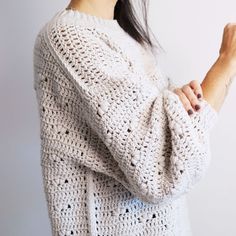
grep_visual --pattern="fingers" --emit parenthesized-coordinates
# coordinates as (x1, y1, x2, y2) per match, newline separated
(173, 80, 203, 116)
(182, 84, 201, 111)
(189, 80, 203, 99)
(173, 88, 195, 115)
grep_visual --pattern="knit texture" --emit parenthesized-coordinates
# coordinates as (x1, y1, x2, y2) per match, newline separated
(33, 8, 219, 236)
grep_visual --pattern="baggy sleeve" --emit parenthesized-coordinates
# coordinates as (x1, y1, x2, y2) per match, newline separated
(44, 21, 219, 204)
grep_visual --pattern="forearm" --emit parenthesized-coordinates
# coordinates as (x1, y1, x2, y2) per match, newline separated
(201, 55, 235, 113)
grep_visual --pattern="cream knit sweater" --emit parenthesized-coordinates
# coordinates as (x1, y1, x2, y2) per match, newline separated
(33, 8, 219, 236)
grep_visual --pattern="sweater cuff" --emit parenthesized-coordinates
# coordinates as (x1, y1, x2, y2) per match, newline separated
(190, 97, 219, 132)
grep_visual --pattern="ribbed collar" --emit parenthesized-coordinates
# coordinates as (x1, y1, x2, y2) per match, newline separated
(55, 8, 120, 28)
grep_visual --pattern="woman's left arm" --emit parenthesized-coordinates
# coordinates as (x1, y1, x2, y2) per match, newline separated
(168, 23, 236, 115)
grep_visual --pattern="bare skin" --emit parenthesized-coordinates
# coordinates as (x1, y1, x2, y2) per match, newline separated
(66, 0, 117, 20)
(174, 24, 236, 115)
(200, 24, 236, 112)
(66, 1, 236, 114)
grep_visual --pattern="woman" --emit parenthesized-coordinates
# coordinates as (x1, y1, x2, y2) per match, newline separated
(33, 0, 235, 235)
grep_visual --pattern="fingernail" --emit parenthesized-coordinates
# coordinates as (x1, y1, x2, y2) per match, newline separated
(195, 104, 201, 111)
(188, 109, 193, 115)
(197, 93, 202, 99)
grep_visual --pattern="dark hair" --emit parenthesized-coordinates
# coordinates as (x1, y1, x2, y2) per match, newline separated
(114, 0, 163, 55)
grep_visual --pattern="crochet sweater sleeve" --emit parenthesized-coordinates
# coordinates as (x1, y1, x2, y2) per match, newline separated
(44, 22, 218, 204)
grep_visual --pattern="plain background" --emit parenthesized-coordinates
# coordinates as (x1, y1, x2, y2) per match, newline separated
(1, 0, 236, 235)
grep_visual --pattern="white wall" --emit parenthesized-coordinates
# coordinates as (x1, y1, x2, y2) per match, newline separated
(0, 0, 235, 235)
(0, 2, 66, 236)
(149, 0, 236, 235)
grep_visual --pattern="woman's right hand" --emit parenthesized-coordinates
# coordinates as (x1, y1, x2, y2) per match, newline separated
(218, 23, 236, 77)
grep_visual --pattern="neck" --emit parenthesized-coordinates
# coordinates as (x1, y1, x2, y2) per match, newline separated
(66, 0, 118, 20)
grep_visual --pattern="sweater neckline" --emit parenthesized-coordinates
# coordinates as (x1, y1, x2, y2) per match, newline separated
(59, 8, 120, 28)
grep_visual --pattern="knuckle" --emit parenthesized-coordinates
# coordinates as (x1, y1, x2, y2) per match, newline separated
(182, 84, 190, 91)
(190, 79, 199, 86)
(174, 88, 181, 94)
(182, 100, 190, 108)
(189, 97, 197, 104)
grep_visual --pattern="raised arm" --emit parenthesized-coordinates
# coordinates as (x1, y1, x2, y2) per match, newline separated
(201, 24, 236, 112)
(169, 23, 236, 114)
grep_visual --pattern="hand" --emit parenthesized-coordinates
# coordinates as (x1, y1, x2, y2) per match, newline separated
(218, 23, 236, 77)
(173, 80, 203, 115)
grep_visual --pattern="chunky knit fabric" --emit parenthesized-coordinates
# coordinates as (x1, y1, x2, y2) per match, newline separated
(33, 8, 219, 236)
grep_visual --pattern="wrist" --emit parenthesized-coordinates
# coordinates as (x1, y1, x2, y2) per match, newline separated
(216, 54, 236, 79)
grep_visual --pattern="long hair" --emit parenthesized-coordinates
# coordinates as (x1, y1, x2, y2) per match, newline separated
(114, 0, 163, 55)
